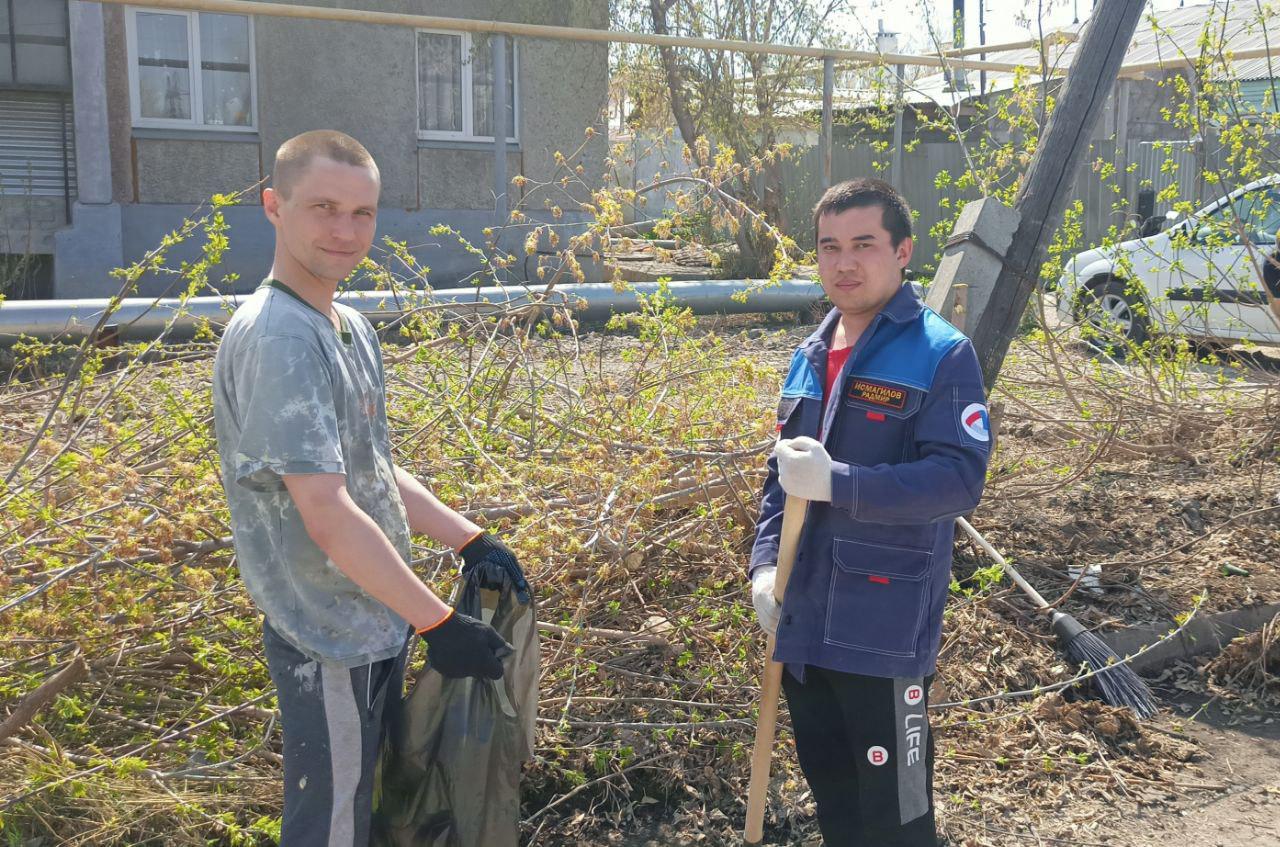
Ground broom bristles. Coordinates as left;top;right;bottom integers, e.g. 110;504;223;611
1064;627;1158;719
1050;610;1157;718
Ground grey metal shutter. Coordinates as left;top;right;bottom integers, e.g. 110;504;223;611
0;90;76;198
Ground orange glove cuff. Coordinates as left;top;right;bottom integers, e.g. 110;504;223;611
415;608;455;635
456;530;485;554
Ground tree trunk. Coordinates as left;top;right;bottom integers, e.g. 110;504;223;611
649;0;703;165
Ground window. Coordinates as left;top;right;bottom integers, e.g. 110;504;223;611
125;7;255;130
417;30;517;142
1235;188;1280;244
1;0;72;89
1200;188;1280;245
1237;79;1279;115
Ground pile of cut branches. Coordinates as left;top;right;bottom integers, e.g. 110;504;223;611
2;288;1277;845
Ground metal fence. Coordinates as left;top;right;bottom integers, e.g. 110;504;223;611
618;128;1280;273
622;135;1141;270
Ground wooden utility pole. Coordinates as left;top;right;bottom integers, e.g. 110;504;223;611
966;0;1146;388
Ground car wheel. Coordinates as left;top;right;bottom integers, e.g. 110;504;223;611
1076;279;1151;349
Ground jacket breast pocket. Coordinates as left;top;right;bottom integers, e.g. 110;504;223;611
835;378;924;465
824;537;932;658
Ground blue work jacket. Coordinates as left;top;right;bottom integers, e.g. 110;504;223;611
750;282;992;679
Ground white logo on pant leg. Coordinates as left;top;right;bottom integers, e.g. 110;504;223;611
960;403;990;442
867;745;889;766
904;713;924;767
903;684;924;706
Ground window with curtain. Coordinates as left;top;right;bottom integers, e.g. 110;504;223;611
470;34;516;140
417;29;517;141
418;32;462;133
128;7;254;130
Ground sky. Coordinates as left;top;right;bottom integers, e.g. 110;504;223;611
839;0;1197;53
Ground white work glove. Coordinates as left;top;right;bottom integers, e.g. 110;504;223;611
751;566;781;636
774;436;833;503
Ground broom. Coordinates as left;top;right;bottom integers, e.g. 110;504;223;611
956;516;1157;718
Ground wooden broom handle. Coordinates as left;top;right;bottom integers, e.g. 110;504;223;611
955;516;1050;610
744;495;807;844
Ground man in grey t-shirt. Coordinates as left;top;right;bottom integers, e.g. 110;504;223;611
212;130;529;846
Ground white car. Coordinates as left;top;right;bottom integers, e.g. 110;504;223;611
1056;175;1280;347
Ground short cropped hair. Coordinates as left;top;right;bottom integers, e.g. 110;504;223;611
813;178;913;247
271;130;379;198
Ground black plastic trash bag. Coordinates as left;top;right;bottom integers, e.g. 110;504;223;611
373;569;539;847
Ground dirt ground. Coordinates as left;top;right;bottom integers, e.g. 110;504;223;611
613;694;1280;847
1104;700;1280;847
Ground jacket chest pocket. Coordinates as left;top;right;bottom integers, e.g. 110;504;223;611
833;378;923;464
824;537;932;658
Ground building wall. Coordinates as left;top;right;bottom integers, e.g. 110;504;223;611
420;151;524;210
0;196;66;255
52;0;609;297
134;139;263;204
255;10;420;210
1124;76;1185;142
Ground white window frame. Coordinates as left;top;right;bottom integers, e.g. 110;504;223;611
415;28;518;143
125;6;257;132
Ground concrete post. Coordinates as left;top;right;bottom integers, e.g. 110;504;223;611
875;27;904;192
67;1;112;206
55;0;124;297
924;197;1020;338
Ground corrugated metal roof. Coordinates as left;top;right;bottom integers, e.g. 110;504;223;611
906;2;1280;108
1235;56;1280;81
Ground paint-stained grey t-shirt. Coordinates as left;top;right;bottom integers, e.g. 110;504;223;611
213;282;411;667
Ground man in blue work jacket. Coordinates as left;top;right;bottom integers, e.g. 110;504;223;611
750;178;991;846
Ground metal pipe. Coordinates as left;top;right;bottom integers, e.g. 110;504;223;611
93;0;1057;75
492;33;508;229
821;57;833;189
978;0;986;96
950;0;968;92
944;30;1077;58
0;279;828;343
892;63;904;191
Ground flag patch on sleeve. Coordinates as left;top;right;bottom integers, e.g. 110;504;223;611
960;402;990;442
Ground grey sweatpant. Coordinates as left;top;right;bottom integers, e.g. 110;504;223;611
263;620;407;847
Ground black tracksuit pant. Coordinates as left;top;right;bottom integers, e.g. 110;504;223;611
782;666;938;847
